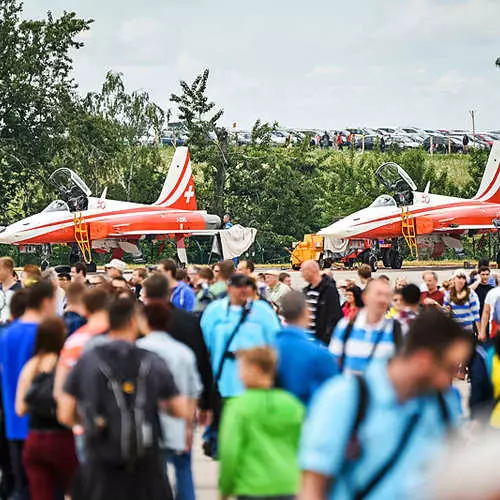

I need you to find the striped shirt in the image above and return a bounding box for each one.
[329,310,398,375]
[305,288,320,333]
[444,290,480,332]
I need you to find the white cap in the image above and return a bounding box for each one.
[104,259,127,272]
[264,270,280,277]
[453,269,467,279]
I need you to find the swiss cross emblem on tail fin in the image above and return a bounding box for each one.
[184,185,195,204]
[153,147,198,210]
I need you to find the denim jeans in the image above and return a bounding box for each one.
[163,451,196,500]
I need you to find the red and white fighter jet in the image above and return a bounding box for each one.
[319,141,500,269]
[0,147,221,265]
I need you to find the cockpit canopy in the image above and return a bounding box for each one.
[42,200,70,213]
[375,162,417,207]
[370,195,397,208]
[48,168,91,212]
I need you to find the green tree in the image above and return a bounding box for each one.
[83,72,165,200]
[170,69,228,216]
[0,0,92,218]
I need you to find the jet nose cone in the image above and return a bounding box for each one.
[319,221,351,238]
[204,214,221,230]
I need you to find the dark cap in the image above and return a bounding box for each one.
[228,274,253,288]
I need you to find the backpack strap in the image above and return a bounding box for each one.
[330,375,370,495]
[364,319,397,367]
[214,301,253,383]
[351,375,369,439]
[436,392,451,428]
[354,409,423,500]
[339,316,357,373]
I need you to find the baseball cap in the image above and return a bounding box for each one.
[104,259,127,272]
[453,269,467,279]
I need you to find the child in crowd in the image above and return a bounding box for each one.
[219,347,304,500]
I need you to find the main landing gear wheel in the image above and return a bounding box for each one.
[391,252,403,270]
[369,254,378,273]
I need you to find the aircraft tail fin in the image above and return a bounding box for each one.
[153,147,198,210]
[473,141,500,203]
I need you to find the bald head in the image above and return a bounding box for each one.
[301,260,321,286]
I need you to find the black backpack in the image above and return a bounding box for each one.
[84,343,160,467]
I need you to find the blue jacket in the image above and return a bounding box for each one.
[171,281,196,312]
[275,325,338,406]
[201,298,280,398]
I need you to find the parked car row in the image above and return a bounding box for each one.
[160,125,500,152]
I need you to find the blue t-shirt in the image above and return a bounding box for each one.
[0,321,38,440]
[275,325,338,406]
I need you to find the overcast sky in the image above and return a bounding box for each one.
[23,0,500,131]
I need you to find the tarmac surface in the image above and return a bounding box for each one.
[188,265,472,499]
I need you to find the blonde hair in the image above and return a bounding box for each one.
[237,346,278,376]
[0,257,14,272]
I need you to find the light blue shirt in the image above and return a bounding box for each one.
[201,298,280,397]
[299,361,460,500]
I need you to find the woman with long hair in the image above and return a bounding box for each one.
[342,286,364,320]
[444,270,480,335]
[15,318,78,500]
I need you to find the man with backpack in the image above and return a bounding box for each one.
[299,308,472,500]
[329,278,402,374]
[58,297,190,500]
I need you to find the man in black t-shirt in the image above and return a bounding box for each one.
[58,297,189,500]
[470,266,495,320]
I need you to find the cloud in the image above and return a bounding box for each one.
[413,71,482,95]
[18,0,500,130]
[307,66,345,77]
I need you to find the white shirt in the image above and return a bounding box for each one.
[485,287,500,329]
[137,331,202,452]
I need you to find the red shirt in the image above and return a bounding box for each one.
[421,289,445,306]
[342,303,359,320]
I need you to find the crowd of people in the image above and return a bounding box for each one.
[1,255,500,499]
